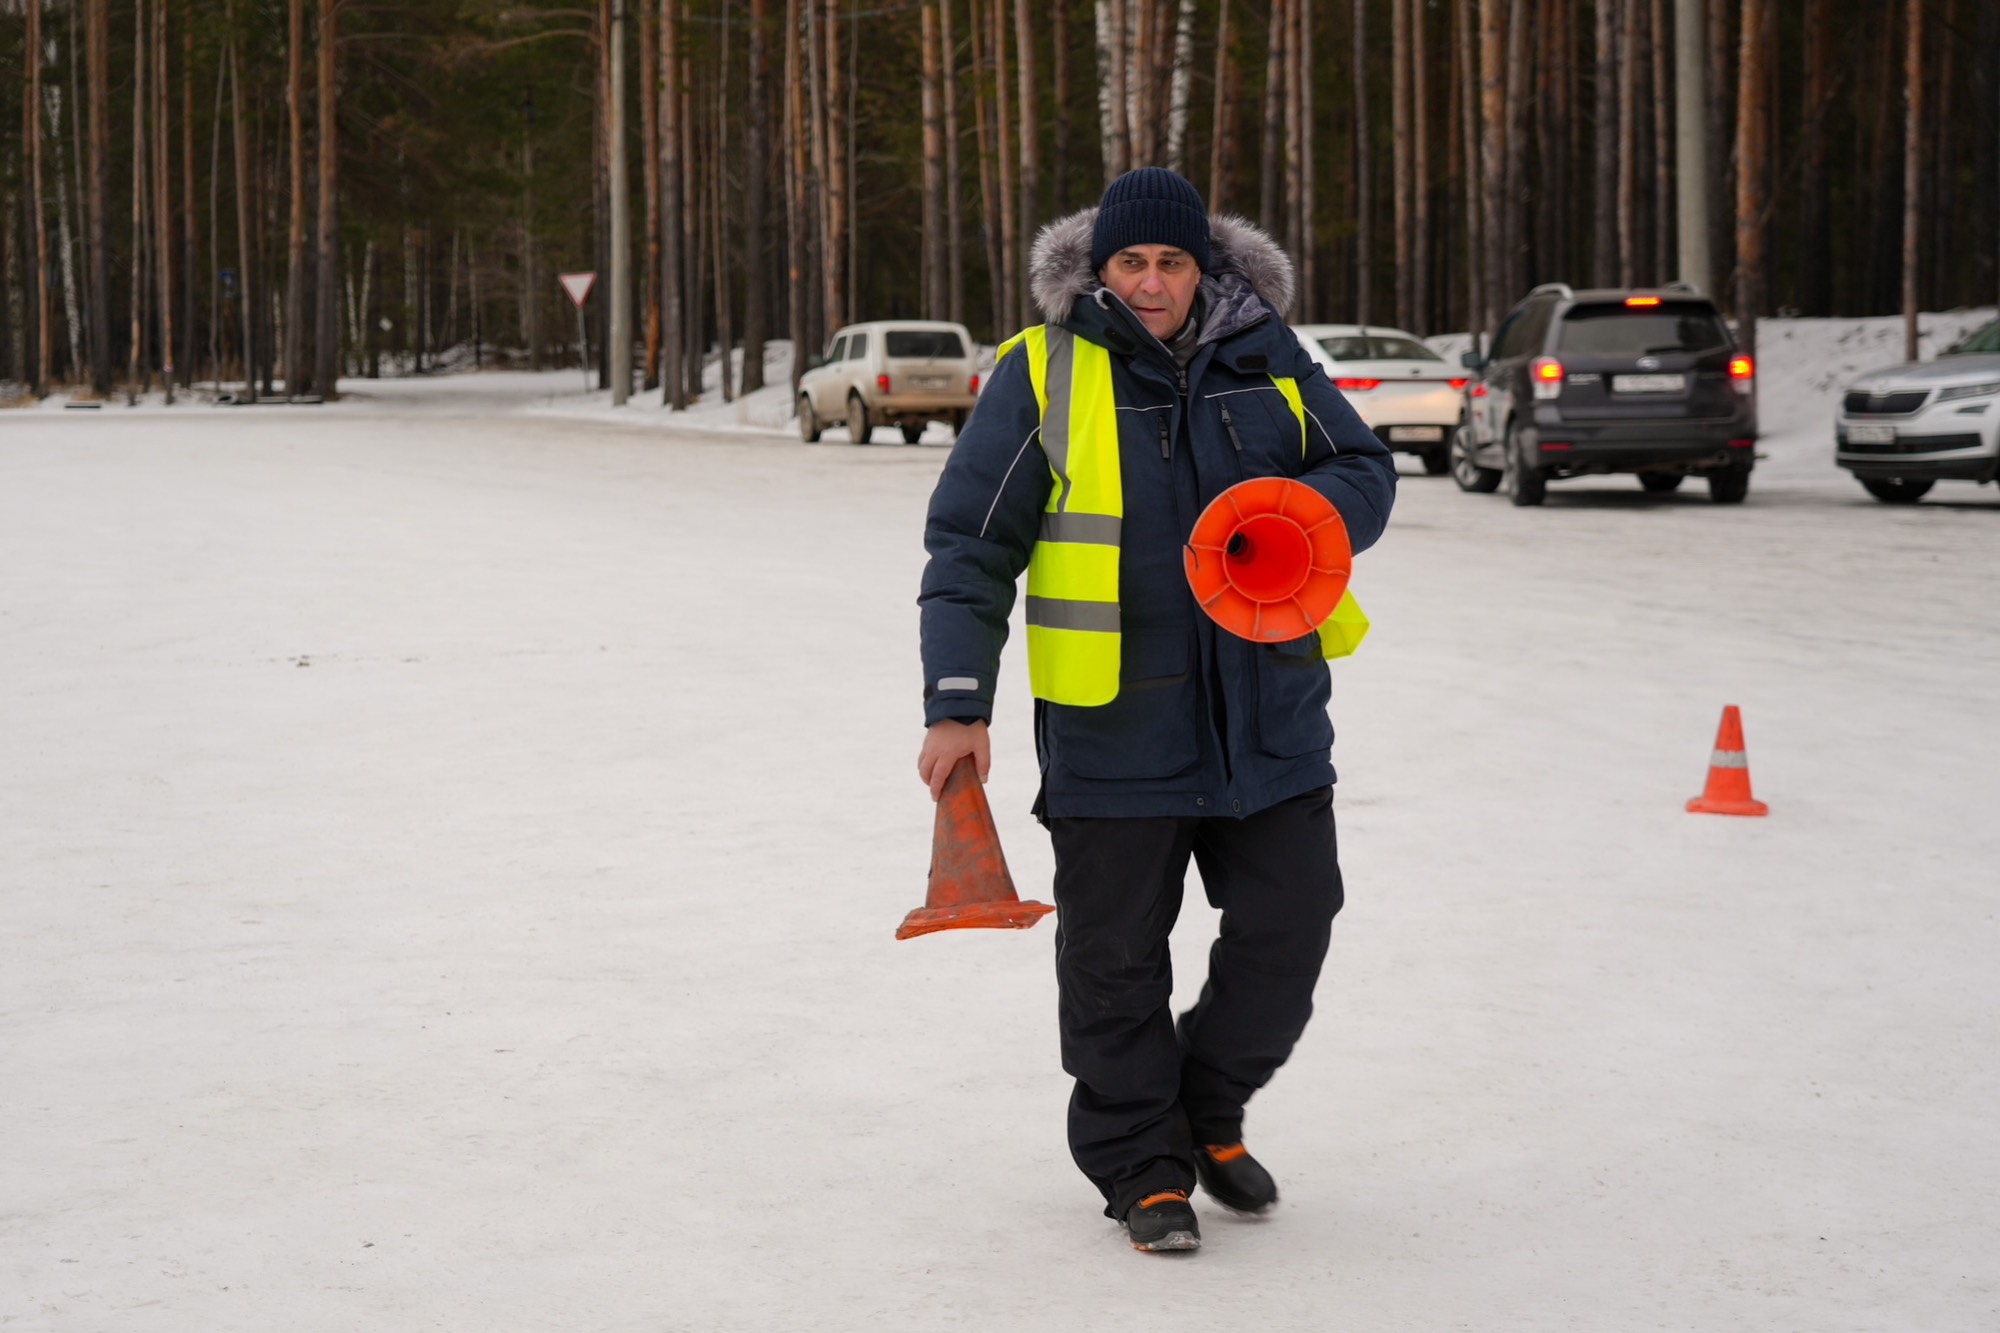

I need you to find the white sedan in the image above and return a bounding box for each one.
[1293,324,1468,475]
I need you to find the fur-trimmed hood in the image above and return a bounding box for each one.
[1028,208,1297,328]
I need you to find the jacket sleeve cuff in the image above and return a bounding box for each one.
[924,672,994,727]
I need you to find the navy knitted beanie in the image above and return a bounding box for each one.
[1091,167,1212,274]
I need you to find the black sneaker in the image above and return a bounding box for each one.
[1123,1189,1201,1252]
[1194,1143,1278,1214]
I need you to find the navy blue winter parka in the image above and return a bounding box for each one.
[919,211,1397,820]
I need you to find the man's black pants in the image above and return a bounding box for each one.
[1046,787,1343,1219]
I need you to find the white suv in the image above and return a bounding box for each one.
[797,320,981,444]
[1836,317,2000,503]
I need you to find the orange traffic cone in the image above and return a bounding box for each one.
[1183,477,1353,643]
[896,758,1056,940]
[1686,705,1769,817]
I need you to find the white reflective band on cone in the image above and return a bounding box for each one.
[1710,751,1749,769]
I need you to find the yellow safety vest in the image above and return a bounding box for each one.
[998,324,1370,707]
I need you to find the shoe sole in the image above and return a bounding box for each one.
[1130,1229,1201,1252]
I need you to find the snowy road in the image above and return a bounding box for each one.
[3,378,1997,1330]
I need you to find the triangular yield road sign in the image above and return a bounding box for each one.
[558,272,597,308]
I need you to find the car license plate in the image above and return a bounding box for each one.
[1846,423,1897,444]
[911,374,949,389]
[1388,425,1444,442]
[1612,373,1687,393]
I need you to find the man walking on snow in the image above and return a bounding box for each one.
[917,168,1396,1252]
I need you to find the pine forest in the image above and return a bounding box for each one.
[1,0,1996,405]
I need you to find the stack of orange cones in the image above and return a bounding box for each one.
[896,758,1055,940]
[1686,705,1769,817]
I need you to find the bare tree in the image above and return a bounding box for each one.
[922,2,947,319]
[1733,0,1768,354]
[741,0,770,392]
[228,23,257,397]
[1412,0,1431,333]
[285,0,306,395]
[1592,0,1616,287]
[1353,0,1370,321]
[942,0,964,323]
[1478,0,1505,330]
[1392,0,1412,329]
[86,0,110,395]
[1165,0,1195,172]
[1901,0,1922,359]
[127,0,148,402]
[25,0,50,396]
[660,0,685,408]
[1258,0,1282,232]
[151,0,173,401]
[316,0,340,398]
[1208,0,1235,213]
[1014,0,1040,272]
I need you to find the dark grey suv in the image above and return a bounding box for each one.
[1451,283,1760,505]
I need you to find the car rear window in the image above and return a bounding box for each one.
[1315,335,1441,362]
[1556,303,1730,356]
[885,330,967,358]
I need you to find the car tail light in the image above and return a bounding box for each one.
[1531,357,1564,400]
[1471,383,1489,398]
[969,374,980,394]
[1729,356,1754,395]
[877,373,891,394]
[1540,441,1573,452]
[1334,378,1381,391]
[1625,295,1662,308]
[1448,378,1469,391]
[1728,438,1755,449]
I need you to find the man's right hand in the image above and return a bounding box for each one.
[917,719,991,800]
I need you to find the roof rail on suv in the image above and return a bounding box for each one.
[1527,282,1576,301]
[1659,279,1702,295]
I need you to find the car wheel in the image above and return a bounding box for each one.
[1859,477,1934,504]
[1504,421,1547,507]
[1638,472,1684,493]
[798,395,821,443]
[848,392,873,444]
[1708,469,1751,504]
[1450,425,1501,493]
[901,424,925,445]
[1420,445,1450,476]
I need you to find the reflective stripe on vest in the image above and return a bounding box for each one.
[997,324,1368,705]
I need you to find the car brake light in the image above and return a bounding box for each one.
[1471,383,1489,398]
[877,373,891,394]
[1730,356,1754,395]
[1625,296,1662,307]
[1334,378,1381,391]
[1531,357,1564,400]
[1448,378,1469,391]
[969,374,980,394]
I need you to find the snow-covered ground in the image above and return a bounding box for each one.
[3,311,1997,1331]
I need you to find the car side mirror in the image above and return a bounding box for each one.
[1460,350,1484,371]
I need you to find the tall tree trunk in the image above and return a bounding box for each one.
[1412,0,1430,333]
[1901,0,1922,358]
[712,10,731,401]
[1503,0,1527,295]
[784,0,808,387]
[1478,0,1505,332]
[1649,0,1671,285]
[1592,0,1617,287]
[1208,0,1235,213]
[128,0,148,402]
[970,0,1004,336]
[660,0,685,407]
[26,0,50,396]
[992,0,1018,332]
[1733,0,1768,354]
[229,30,256,396]
[1258,0,1283,231]
[640,0,661,389]
[1014,0,1041,269]
[181,17,197,387]
[1099,0,1130,181]
[1617,0,1638,285]
[1392,0,1412,329]
[284,0,306,394]
[922,3,948,320]
[943,0,965,324]
[152,0,173,400]
[823,0,849,333]
[1051,0,1069,211]
[1674,0,1709,295]
[1165,0,1195,173]
[316,0,339,398]
[1705,0,1731,300]
[1352,0,1370,321]
[741,0,769,392]
[1457,0,1481,336]
[1293,0,1312,317]
[86,0,110,395]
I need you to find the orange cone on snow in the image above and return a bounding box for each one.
[1686,705,1769,817]
[896,758,1055,940]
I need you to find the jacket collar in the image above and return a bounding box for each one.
[1027,208,1297,339]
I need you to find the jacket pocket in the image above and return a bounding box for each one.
[1255,632,1334,758]
[1049,629,1199,780]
